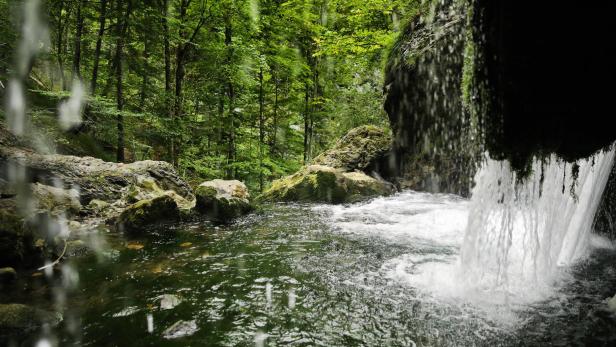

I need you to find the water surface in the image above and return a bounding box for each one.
[3,191,616,346]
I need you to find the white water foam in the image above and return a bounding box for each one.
[321,149,615,323]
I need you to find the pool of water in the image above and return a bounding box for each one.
[3,191,616,346]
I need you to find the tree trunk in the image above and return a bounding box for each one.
[139,33,149,110]
[91,0,108,94]
[303,84,310,164]
[114,0,133,163]
[72,0,85,80]
[258,66,265,191]
[224,19,235,179]
[162,0,171,110]
[55,0,66,90]
[271,69,279,152]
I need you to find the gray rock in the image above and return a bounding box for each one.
[0,146,195,216]
[31,182,82,216]
[195,180,252,222]
[160,294,181,310]
[162,320,198,339]
[312,125,391,172]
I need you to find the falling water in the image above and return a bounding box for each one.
[3,1,87,346]
[460,149,616,304]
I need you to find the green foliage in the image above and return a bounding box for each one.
[0,0,422,193]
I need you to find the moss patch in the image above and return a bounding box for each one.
[117,195,180,234]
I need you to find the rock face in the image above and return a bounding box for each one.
[312,125,391,172]
[260,165,395,204]
[470,0,616,171]
[116,194,181,234]
[0,303,62,334]
[31,183,82,216]
[195,180,252,222]
[380,1,478,196]
[594,163,616,238]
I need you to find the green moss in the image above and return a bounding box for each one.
[0,208,32,267]
[259,166,394,204]
[195,184,252,222]
[0,304,62,332]
[117,195,180,234]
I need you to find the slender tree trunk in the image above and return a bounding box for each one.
[224,18,236,179]
[114,0,132,162]
[258,66,265,191]
[174,0,189,120]
[162,0,171,107]
[139,33,149,110]
[271,70,279,152]
[303,84,310,164]
[55,0,66,90]
[91,0,108,94]
[72,0,85,80]
[217,85,225,157]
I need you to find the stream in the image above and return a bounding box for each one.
[3,191,616,346]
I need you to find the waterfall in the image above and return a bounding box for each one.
[459,149,615,303]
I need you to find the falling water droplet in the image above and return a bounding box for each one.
[58,79,86,131]
[147,313,154,333]
[265,282,272,308]
[6,79,25,136]
[288,288,296,309]
[35,338,52,347]
[254,331,268,347]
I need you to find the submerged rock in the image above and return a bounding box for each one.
[162,320,198,339]
[608,294,616,313]
[0,267,17,283]
[116,195,180,234]
[195,180,252,222]
[160,294,182,310]
[260,165,395,204]
[312,125,391,172]
[0,303,62,334]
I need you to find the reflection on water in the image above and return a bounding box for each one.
[2,193,616,346]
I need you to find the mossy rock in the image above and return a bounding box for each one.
[31,183,82,216]
[0,204,34,267]
[116,195,180,234]
[259,165,395,204]
[195,180,253,222]
[312,125,391,172]
[0,304,62,334]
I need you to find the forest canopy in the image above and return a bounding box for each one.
[1,0,422,191]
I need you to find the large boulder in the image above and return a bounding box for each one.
[0,147,194,206]
[0,146,195,222]
[259,165,395,204]
[116,194,181,234]
[0,203,35,268]
[0,198,68,268]
[0,303,62,335]
[312,125,391,172]
[195,180,252,222]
